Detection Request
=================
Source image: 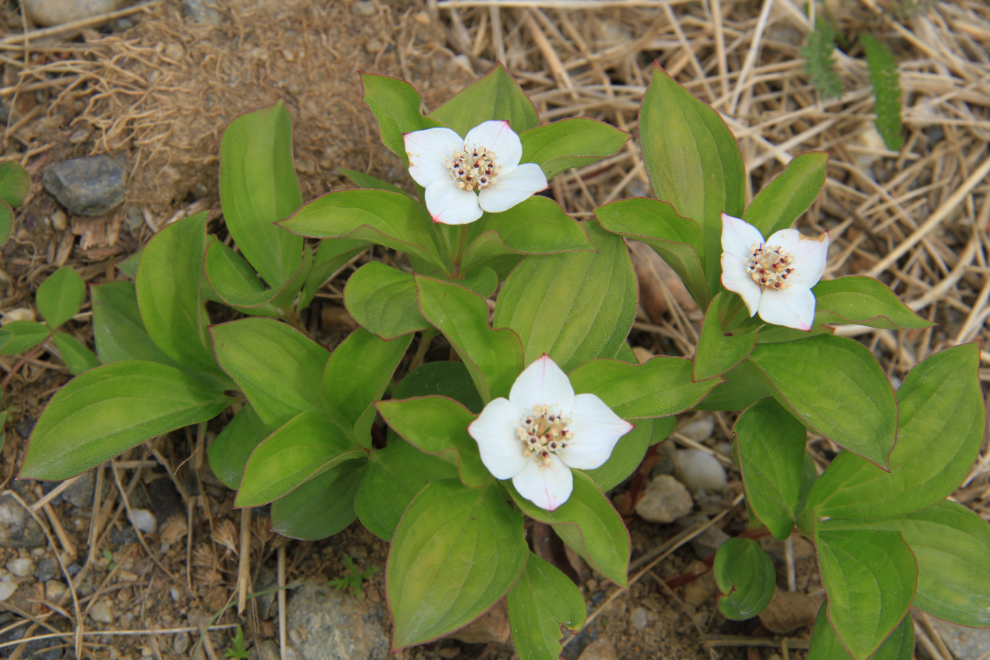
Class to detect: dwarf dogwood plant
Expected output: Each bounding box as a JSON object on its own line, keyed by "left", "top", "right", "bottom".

{"left": 11, "top": 61, "right": 988, "bottom": 660}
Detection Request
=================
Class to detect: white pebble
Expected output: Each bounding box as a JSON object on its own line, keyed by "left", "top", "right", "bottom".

{"left": 7, "top": 558, "right": 34, "bottom": 578}
{"left": 90, "top": 598, "right": 115, "bottom": 624}
{"left": 630, "top": 607, "right": 649, "bottom": 630}
{"left": 674, "top": 450, "right": 728, "bottom": 494}
{"left": 0, "top": 581, "right": 16, "bottom": 602}
{"left": 635, "top": 475, "right": 694, "bottom": 523}
{"left": 679, "top": 415, "right": 715, "bottom": 442}
{"left": 128, "top": 509, "right": 157, "bottom": 534}
{"left": 45, "top": 580, "right": 67, "bottom": 602}
{"left": 170, "top": 587, "right": 180, "bottom": 602}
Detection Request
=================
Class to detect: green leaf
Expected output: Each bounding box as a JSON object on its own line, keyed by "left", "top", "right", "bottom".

{"left": 820, "top": 501, "right": 990, "bottom": 628}
{"left": 281, "top": 189, "right": 445, "bottom": 270}
{"left": 639, "top": 63, "right": 745, "bottom": 293}
{"left": 211, "top": 317, "right": 332, "bottom": 429}
{"left": 747, "top": 335, "right": 897, "bottom": 467}
{"left": 0, "top": 161, "right": 30, "bottom": 207}
{"left": 393, "top": 360, "right": 483, "bottom": 414}
{"left": 0, "top": 320, "right": 49, "bottom": 355}
{"left": 0, "top": 201, "right": 11, "bottom": 247}
{"left": 354, "top": 438, "right": 458, "bottom": 541}
{"left": 0, "top": 330, "right": 10, "bottom": 352}
{"left": 696, "top": 362, "right": 771, "bottom": 411}
{"left": 415, "top": 275, "right": 524, "bottom": 403}
{"left": 204, "top": 239, "right": 312, "bottom": 315}
{"left": 90, "top": 281, "right": 182, "bottom": 368}
{"left": 861, "top": 34, "right": 904, "bottom": 152}
{"left": 136, "top": 212, "right": 219, "bottom": 374}
{"left": 815, "top": 529, "right": 917, "bottom": 660}
{"left": 457, "top": 267, "right": 499, "bottom": 298}
{"left": 36, "top": 266, "right": 85, "bottom": 330}
{"left": 569, "top": 356, "right": 721, "bottom": 419}
{"left": 713, "top": 538, "right": 776, "bottom": 620}
{"left": 19, "top": 360, "right": 231, "bottom": 480}
{"left": 808, "top": 600, "right": 913, "bottom": 660}
{"left": 340, "top": 168, "right": 413, "bottom": 197}
{"left": 735, "top": 398, "right": 807, "bottom": 539}
{"left": 219, "top": 100, "right": 303, "bottom": 286}
{"left": 344, "top": 262, "right": 429, "bottom": 340}
{"left": 115, "top": 248, "right": 142, "bottom": 279}
{"left": 813, "top": 276, "right": 932, "bottom": 330}
{"left": 429, "top": 63, "right": 539, "bottom": 136}
{"left": 584, "top": 418, "right": 655, "bottom": 492}
{"left": 460, "top": 197, "right": 594, "bottom": 275}
{"left": 744, "top": 152, "right": 828, "bottom": 238}
{"left": 507, "top": 553, "right": 586, "bottom": 660}
{"left": 694, "top": 293, "right": 758, "bottom": 380}
{"left": 52, "top": 332, "right": 98, "bottom": 375}
{"left": 376, "top": 395, "right": 489, "bottom": 488}
{"left": 361, "top": 73, "right": 441, "bottom": 165}
{"left": 271, "top": 458, "right": 367, "bottom": 540}
{"left": 801, "top": 19, "right": 843, "bottom": 99}
{"left": 507, "top": 471, "right": 630, "bottom": 588}
{"left": 322, "top": 328, "right": 411, "bottom": 437}
{"left": 297, "top": 237, "right": 369, "bottom": 310}
{"left": 208, "top": 404, "right": 272, "bottom": 490}
{"left": 594, "top": 197, "right": 710, "bottom": 309}
{"left": 388, "top": 479, "right": 527, "bottom": 649}
{"left": 235, "top": 411, "right": 364, "bottom": 507}
{"left": 519, "top": 117, "right": 629, "bottom": 180}
{"left": 806, "top": 343, "right": 984, "bottom": 518}
{"left": 494, "top": 219, "right": 636, "bottom": 373}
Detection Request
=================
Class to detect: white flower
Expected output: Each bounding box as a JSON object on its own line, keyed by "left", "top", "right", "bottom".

{"left": 720, "top": 213, "right": 829, "bottom": 331}
{"left": 467, "top": 355, "right": 633, "bottom": 511}
{"left": 403, "top": 120, "right": 549, "bottom": 225}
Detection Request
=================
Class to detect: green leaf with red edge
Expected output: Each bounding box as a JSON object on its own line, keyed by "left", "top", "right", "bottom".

{"left": 506, "top": 470, "right": 630, "bottom": 588}
{"left": 271, "top": 457, "right": 367, "bottom": 541}
{"left": 808, "top": 600, "right": 913, "bottom": 660}
{"left": 744, "top": 152, "right": 828, "bottom": 238}
{"left": 0, "top": 320, "right": 49, "bottom": 355}
{"left": 594, "top": 197, "right": 710, "bottom": 309}
{"left": 387, "top": 479, "right": 528, "bottom": 650}
{"left": 694, "top": 292, "right": 759, "bottom": 381}
{"left": 235, "top": 411, "right": 364, "bottom": 507}
{"left": 815, "top": 528, "right": 917, "bottom": 660}
{"left": 806, "top": 342, "right": 984, "bottom": 518}
{"left": 746, "top": 334, "right": 897, "bottom": 468}
{"left": 429, "top": 63, "right": 539, "bottom": 136}
{"left": 735, "top": 398, "right": 807, "bottom": 539}
{"left": 280, "top": 189, "right": 446, "bottom": 271}
{"left": 568, "top": 356, "right": 722, "bottom": 419}
{"left": 494, "top": 219, "right": 637, "bottom": 373}
{"left": 361, "top": 73, "right": 442, "bottom": 165}
{"left": 812, "top": 276, "right": 933, "bottom": 330}
{"left": 519, "top": 117, "right": 629, "bottom": 180}
{"left": 297, "top": 237, "right": 370, "bottom": 311}
{"left": 344, "top": 262, "right": 430, "bottom": 340}
{"left": 639, "top": 63, "right": 745, "bottom": 293}
{"left": 696, "top": 362, "right": 771, "bottom": 411}
{"left": 91, "top": 281, "right": 183, "bottom": 368}
{"left": 376, "top": 395, "right": 488, "bottom": 489}
{"left": 208, "top": 403, "right": 272, "bottom": 490}
{"left": 713, "top": 538, "right": 776, "bottom": 620}
{"left": 415, "top": 274, "right": 524, "bottom": 403}
{"left": 507, "top": 552, "right": 587, "bottom": 660}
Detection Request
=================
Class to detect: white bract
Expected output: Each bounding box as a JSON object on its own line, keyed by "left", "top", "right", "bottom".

{"left": 403, "top": 120, "right": 549, "bottom": 225}
{"left": 468, "top": 355, "right": 633, "bottom": 511}
{"left": 720, "top": 213, "right": 829, "bottom": 331}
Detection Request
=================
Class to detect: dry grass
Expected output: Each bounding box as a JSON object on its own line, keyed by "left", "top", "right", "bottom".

{"left": 0, "top": 0, "right": 989, "bottom": 658}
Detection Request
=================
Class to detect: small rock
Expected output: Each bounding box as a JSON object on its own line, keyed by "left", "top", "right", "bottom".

{"left": 254, "top": 564, "right": 277, "bottom": 619}
{"left": 286, "top": 581, "right": 390, "bottom": 659}
{"left": 578, "top": 638, "right": 619, "bottom": 660}
{"left": 931, "top": 618, "right": 990, "bottom": 660}
{"left": 90, "top": 598, "right": 115, "bottom": 624}
{"left": 673, "top": 450, "right": 727, "bottom": 494}
{"left": 257, "top": 640, "right": 280, "bottom": 660}
{"left": 0, "top": 494, "right": 45, "bottom": 549}
{"left": 438, "top": 648, "right": 461, "bottom": 659}
{"left": 128, "top": 509, "right": 157, "bottom": 534}
{"left": 43, "top": 155, "right": 127, "bottom": 216}
{"left": 63, "top": 469, "right": 96, "bottom": 508}
{"left": 683, "top": 572, "right": 718, "bottom": 607}
{"left": 50, "top": 210, "right": 68, "bottom": 231}
{"left": 635, "top": 475, "right": 693, "bottom": 523}
{"left": 690, "top": 525, "right": 730, "bottom": 560}
{"left": 364, "top": 39, "right": 383, "bottom": 54}
{"left": 758, "top": 589, "right": 821, "bottom": 633}
{"left": 7, "top": 557, "right": 34, "bottom": 578}
{"left": 45, "top": 580, "right": 67, "bottom": 602}
{"left": 23, "top": 0, "right": 123, "bottom": 26}
{"left": 108, "top": 526, "right": 138, "bottom": 547}
{"left": 35, "top": 556, "right": 59, "bottom": 583}
{"left": 630, "top": 607, "right": 649, "bottom": 631}
{"left": 679, "top": 415, "right": 715, "bottom": 442}
{"left": 351, "top": 0, "right": 375, "bottom": 15}
{"left": 14, "top": 419, "right": 34, "bottom": 439}
{"left": 2, "top": 307, "right": 35, "bottom": 323}
{"left": 172, "top": 631, "right": 190, "bottom": 655}
{"left": 0, "top": 582, "right": 16, "bottom": 602}
{"left": 182, "top": 0, "right": 220, "bottom": 23}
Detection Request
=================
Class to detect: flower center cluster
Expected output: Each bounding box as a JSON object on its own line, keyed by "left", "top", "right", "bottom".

{"left": 746, "top": 244, "right": 796, "bottom": 290}
{"left": 516, "top": 404, "right": 574, "bottom": 467}
{"left": 445, "top": 144, "right": 501, "bottom": 192}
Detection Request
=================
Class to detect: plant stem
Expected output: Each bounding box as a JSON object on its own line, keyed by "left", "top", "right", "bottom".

{"left": 452, "top": 225, "right": 469, "bottom": 277}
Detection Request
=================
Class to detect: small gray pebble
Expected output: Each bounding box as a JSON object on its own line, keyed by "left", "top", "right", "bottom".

{"left": 43, "top": 155, "right": 127, "bottom": 216}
